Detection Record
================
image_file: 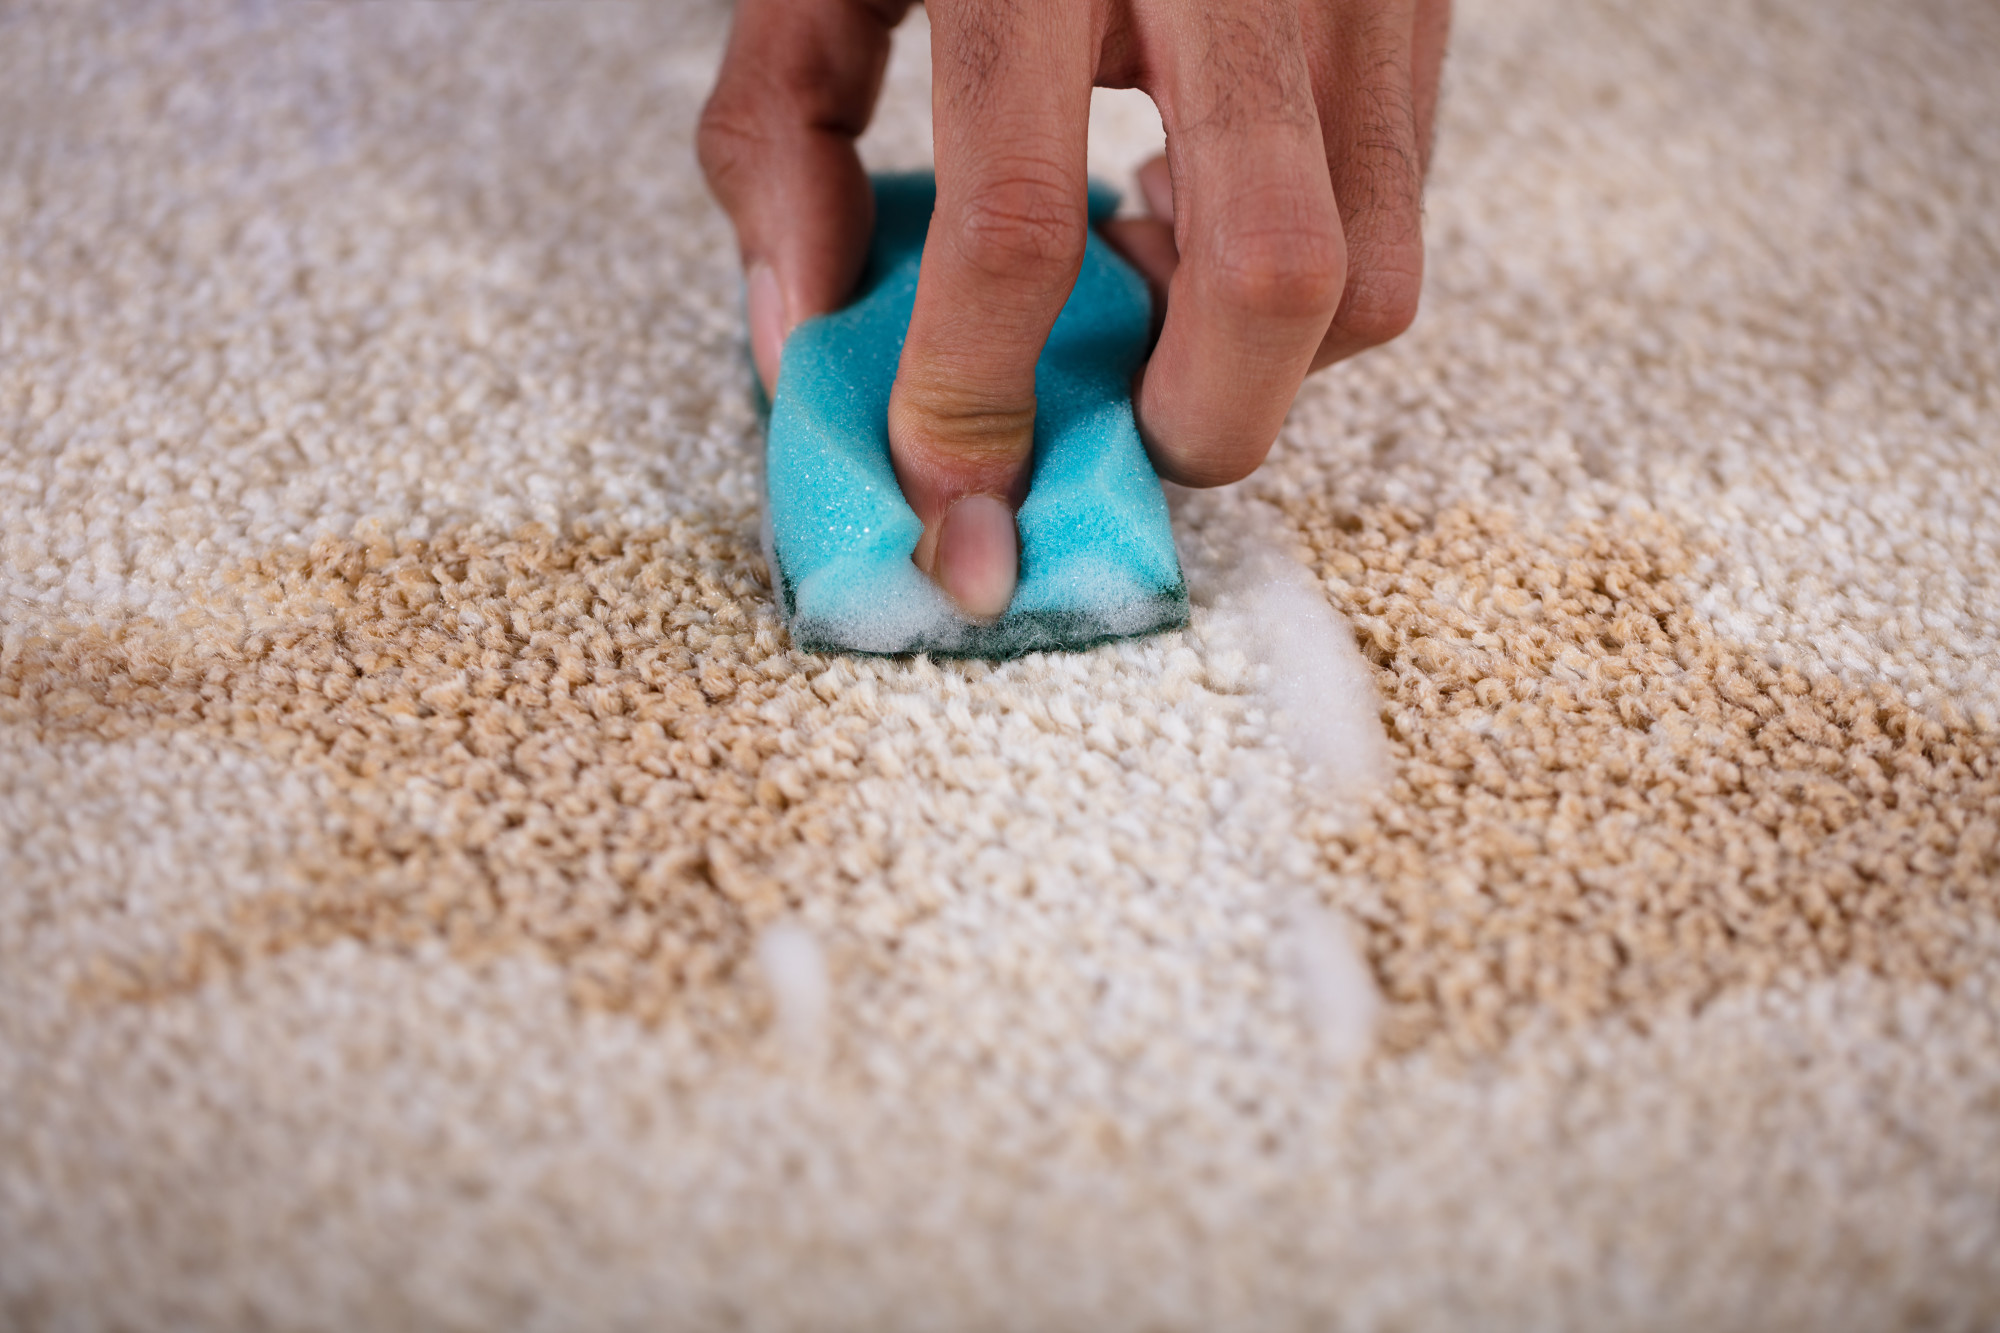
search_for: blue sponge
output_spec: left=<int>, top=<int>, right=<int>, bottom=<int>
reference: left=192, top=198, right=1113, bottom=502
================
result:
left=763, top=172, right=1189, bottom=658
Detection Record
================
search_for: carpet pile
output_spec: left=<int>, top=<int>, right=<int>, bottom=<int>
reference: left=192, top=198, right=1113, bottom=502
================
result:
left=3, top=1, right=1998, bottom=1328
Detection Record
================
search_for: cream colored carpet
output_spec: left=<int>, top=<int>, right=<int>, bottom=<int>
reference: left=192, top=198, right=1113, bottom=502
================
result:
left=5, top=1, right=1999, bottom=1328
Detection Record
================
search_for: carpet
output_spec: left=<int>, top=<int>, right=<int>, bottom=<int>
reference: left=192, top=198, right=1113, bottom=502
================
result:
left=3, top=1, right=1998, bottom=1328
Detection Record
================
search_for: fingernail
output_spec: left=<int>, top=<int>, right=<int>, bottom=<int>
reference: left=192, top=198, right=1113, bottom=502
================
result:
left=748, top=262, right=787, bottom=394
left=933, top=495, right=1018, bottom=622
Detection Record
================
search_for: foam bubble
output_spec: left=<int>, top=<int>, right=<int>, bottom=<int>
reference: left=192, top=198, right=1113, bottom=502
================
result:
left=755, top=920, right=830, bottom=1067
left=1281, top=896, right=1382, bottom=1071
left=1178, top=492, right=1390, bottom=800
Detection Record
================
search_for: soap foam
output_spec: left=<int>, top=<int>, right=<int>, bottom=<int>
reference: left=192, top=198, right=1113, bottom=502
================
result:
left=763, top=173, right=1189, bottom=658
left=1177, top=489, right=1389, bottom=1072
left=1280, top=895, right=1382, bottom=1072
left=755, top=919, right=831, bottom=1068
left=1176, top=490, right=1391, bottom=800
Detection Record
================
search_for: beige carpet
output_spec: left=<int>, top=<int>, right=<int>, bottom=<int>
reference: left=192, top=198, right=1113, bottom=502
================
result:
left=5, top=0, right=2000, bottom=1328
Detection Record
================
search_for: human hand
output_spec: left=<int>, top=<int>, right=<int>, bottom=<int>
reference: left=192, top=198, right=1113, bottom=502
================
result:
left=700, top=0, right=1449, bottom=618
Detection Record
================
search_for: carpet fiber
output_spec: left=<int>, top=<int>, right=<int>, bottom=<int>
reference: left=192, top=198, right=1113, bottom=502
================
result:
left=4, top=1, right=1998, bottom=1328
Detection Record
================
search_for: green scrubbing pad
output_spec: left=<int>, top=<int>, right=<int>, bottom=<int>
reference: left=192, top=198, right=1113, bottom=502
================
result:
left=763, top=172, right=1188, bottom=657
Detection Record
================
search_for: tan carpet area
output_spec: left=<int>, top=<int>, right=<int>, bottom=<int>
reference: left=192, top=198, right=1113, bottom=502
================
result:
left=4, top=1, right=1999, bottom=1328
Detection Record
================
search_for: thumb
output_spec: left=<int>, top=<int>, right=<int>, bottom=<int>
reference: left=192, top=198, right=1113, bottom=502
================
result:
left=886, top=0, right=1093, bottom=621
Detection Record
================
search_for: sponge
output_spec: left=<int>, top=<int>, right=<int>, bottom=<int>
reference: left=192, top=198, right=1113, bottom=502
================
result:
left=763, top=172, right=1188, bottom=658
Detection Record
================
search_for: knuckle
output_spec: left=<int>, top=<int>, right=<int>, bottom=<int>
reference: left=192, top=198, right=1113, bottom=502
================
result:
left=950, top=168, right=1088, bottom=282
left=1206, top=216, right=1346, bottom=322
left=695, top=93, right=765, bottom=194
left=897, top=377, right=1036, bottom=454
left=1333, top=253, right=1423, bottom=347
left=890, top=378, right=1036, bottom=472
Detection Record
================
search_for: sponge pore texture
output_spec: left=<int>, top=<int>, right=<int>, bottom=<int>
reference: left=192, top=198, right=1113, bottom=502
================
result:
left=764, top=172, right=1189, bottom=658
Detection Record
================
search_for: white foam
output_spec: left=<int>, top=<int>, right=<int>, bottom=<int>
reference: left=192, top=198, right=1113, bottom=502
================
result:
left=1280, top=896, right=1382, bottom=1071
left=1176, top=491, right=1391, bottom=801
left=792, top=556, right=966, bottom=655
left=755, top=920, right=831, bottom=1068
left=1172, top=490, right=1388, bottom=1071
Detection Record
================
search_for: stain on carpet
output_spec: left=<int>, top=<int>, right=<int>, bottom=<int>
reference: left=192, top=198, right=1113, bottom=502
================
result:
left=6, top=501, right=1995, bottom=1060
left=1291, top=502, right=2000, bottom=1054
left=0, top=518, right=867, bottom=1033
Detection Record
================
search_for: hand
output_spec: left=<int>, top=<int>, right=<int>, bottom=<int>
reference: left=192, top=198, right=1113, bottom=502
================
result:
left=700, top=0, right=1450, bottom=618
